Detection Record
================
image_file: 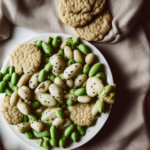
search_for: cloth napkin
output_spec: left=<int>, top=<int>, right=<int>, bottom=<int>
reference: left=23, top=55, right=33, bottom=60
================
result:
left=0, top=0, right=150, bottom=150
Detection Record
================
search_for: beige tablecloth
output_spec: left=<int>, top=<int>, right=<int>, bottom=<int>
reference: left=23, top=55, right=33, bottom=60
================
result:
left=0, top=0, right=150, bottom=150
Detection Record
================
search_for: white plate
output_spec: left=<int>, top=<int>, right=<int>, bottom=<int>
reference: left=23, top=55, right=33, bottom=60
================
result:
left=0, top=33, right=114, bottom=150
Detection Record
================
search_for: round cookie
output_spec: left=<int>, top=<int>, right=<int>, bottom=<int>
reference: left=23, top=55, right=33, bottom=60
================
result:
left=68, top=103, right=95, bottom=126
left=0, top=96, right=23, bottom=125
left=9, top=43, right=42, bottom=75
left=59, top=0, right=106, bottom=27
left=74, top=11, right=112, bottom=41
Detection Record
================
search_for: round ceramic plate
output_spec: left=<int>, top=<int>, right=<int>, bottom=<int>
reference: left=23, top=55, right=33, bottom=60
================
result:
left=0, top=33, right=114, bottom=150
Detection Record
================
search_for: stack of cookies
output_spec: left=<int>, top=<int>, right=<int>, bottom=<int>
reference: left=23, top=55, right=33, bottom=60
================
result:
left=59, top=0, right=112, bottom=41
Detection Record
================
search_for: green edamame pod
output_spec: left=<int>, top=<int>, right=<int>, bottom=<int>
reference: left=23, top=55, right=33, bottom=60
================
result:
left=68, top=59, right=76, bottom=66
left=38, top=69, right=47, bottom=82
left=52, top=36, right=61, bottom=49
left=41, top=137, right=50, bottom=150
left=59, top=137, right=67, bottom=148
left=0, top=72, right=3, bottom=81
left=66, top=99, right=73, bottom=106
left=79, top=44, right=89, bottom=54
left=8, top=82, right=18, bottom=91
left=47, top=74, right=55, bottom=82
left=35, top=40, right=43, bottom=50
left=5, top=88, right=13, bottom=96
left=58, top=49, right=64, bottom=56
left=31, top=101, right=41, bottom=109
left=95, top=72, right=106, bottom=82
left=24, top=131, right=34, bottom=139
left=23, top=115, right=29, bottom=122
left=0, top=81, right=6, bottom=93
left=50, top=138, right=57, bottom=147
left=71, top=131, right=79, bottom=142
left=28, top=114, right=37, bottom=121
left=50, top=125, right=57, bottom=139
left=76, top=125, right=85, bottom=136
left=33, top=129, right=50, bottom=138
left=42, top=42, right=53, bottom=56
left=55, top=110, right=64, bottom=119
left=75, top=88, right=86, bottom=96
left=11, top=72, right=19, bottom=85
left=44, top=63, right=52, bottom=73
left=59, top=73, right=65, bottom=81
left=64, top=124, right=75, bottom=137
left=2, top=66, right=10, bottom=76
left=47, top=37, right=53, bottom=45
left=9, top=66, right=14, bottom=75
left=3, top=74, right=11, bottom=82
left=89, top=63, right=102, bottom=77
left=83, top=64, right=91, bottom=74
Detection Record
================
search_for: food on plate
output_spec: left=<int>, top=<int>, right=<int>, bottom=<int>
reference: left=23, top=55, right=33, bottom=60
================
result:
left=9, top=43, right=42, bottom=75
left=74, top=11, right=112, bottom=41
left=0, top=96, right=23, bottom=124
left=0, top=36, right=116, bottom=149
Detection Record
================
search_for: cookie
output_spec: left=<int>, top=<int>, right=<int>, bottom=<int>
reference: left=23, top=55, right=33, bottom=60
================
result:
left=59, top=0, right=106, bottom=27
left=68, top=103, right=95, bottom=126
left=9, top=43, right=42, bottom=75
left=74, top=11, right=112, bottom=41
left=0, top=96, right=23, bottom=125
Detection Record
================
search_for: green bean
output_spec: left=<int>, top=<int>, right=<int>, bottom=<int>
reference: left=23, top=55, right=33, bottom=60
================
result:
left=66, top=99, right=73, bottom=106
left=42, top=42, right=53, bottom=56
left=8, top=82, right=18, bottom=91
left=89, top=63, right=102, bottom=77
left=59, top=136, right=67, bottom=148
left=35, top=40, right=43, bottom=50
left=71, top=131, right=79, bottom=142
left=50, top=125, right=57, bottom=139
left=47, top=37, right=53, bottom=45
left=41, top=137, right=50, bottom=150
left=64, top=124, right=75, bottom=137
left=79, top=44, right=89, bottom=54
left=104, top=85, right=113, bottom=96
left=50, top=138, right=57, bottom=147
left=31, top=101, right=41, bottom=109
left=2, top=66, right=10, bottom=76
left=95, top=72, right=106, bottom=82
left=52, top=36, right=61, bottom=49
left=76, top=125, right=85, bottom=136
left=59, top=73, right=65, bottom=81
left=33, top=129, right=50, bottom=138
left=24, top=131, right=34, bottom=139
left=0, top=72, right=3, bottom=81
left=23, top=115, right=29, bottom=122
left=44, top=63, right=52, bottom=73
left=3, top=74, right=11, bottom=82
left=83, top=64, right=91, bottom=74
left=97, top=100, right=105, bottom=113
left=38, top=69, right=47, bottom=82
left=68, top=59, right=76, bottom=66
left=9, top=66, right=14, bottom=75
left=0, top=81, right=6, bottom=93
left=5, top=88, right=13, bottom=96
left=11, top=72, right=19, bottom=85
left=69, top=89, right=76, bottom=95
left=58, top=49, right=64, bottom=56
left=75, top=88, right=86, bottom=96
left=55, top=110, right=64, bottom=118
left=28, top=114, right=37, bottom=121
left=47, top=74, right=55, bottom=82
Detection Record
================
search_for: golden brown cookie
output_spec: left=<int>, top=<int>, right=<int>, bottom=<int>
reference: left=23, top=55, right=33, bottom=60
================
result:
left=0, top=96, right=23, bottom=125
left=9, top=43, right=42, bottom=75
left=68, top=103, right=95, bottom=126
left=59, top=0, right=106, bottom=27
left=74, top=11, right=112, bottom=41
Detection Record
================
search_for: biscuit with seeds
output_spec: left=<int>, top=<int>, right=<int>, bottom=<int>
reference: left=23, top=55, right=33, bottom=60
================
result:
left=9, top=43, right=42, bottom=75
left=68, top=103, right=95, bottom=126
left=74, top=11, right=112, bottom=41
left=0, top=96, right=23, bottom=125
left=59, top=0, right=106, bottom=27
